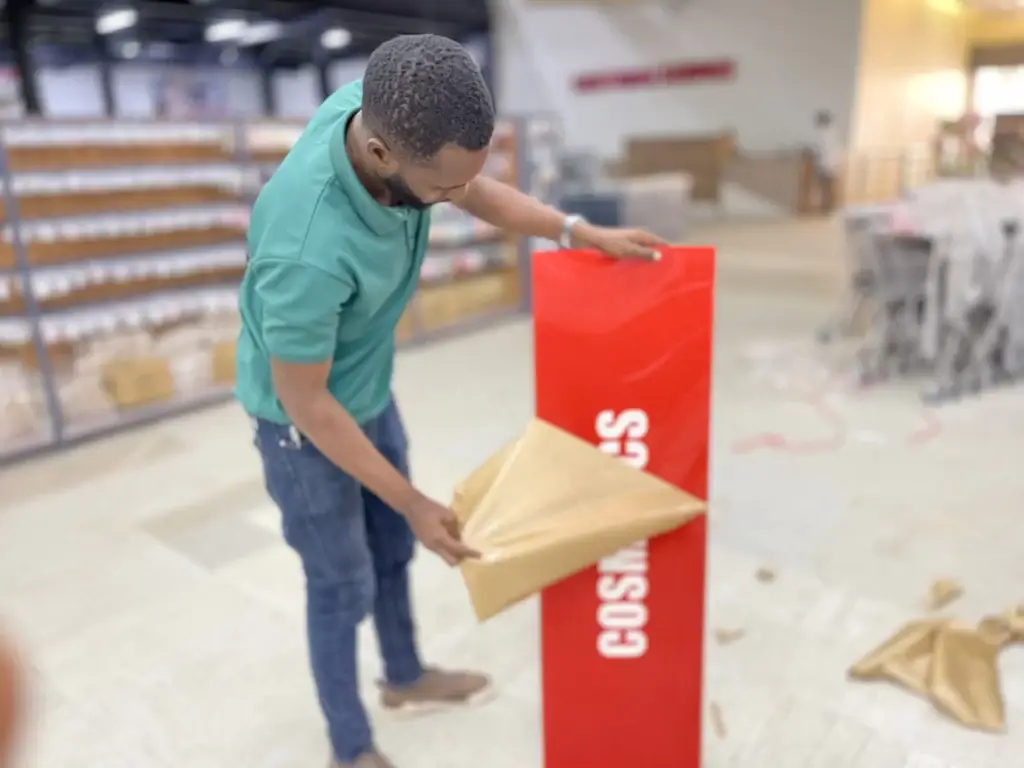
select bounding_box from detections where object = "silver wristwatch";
[560,214,584,248]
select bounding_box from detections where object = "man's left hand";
[573,223,668,261]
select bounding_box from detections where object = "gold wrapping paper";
[849,606,1024,732]
[451,419,706,621]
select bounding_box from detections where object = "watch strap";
[560,214,584,248]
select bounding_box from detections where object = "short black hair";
[362,34,495,162]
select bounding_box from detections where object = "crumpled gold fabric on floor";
[849,606,1024,732]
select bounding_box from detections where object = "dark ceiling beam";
[257,0,486,27]
[16,0,488,66]
[4,0,41,113]
[255,1,471,34]
[28,1,476,53]
[33,0,479,32]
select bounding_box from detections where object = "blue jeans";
[254,399,423,762]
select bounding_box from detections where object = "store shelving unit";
[0,122,249,461]
[0,115,557,464]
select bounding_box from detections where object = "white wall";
[494,0,864,157]
[850,0,967,150]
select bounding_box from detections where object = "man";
[236,34,664,768]
[0,629,20,768]
[811,110,841,214]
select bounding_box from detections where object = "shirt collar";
[329,109,408,236]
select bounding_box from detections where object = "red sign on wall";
[574,59,735,93]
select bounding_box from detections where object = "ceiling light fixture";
[205,18,282,46]
[95,7,138,35]
[321,28,352,50]
[204,18,248,43]
[240,21,282,46]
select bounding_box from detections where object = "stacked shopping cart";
[822,179,1024,403]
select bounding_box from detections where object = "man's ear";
[367,137,398,173]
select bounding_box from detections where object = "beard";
[383,172,431,210]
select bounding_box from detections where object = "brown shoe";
[379,667,494,715]
[330,750,395,768]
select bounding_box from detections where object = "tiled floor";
[3,221,1024,767]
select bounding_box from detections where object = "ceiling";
[8,0,491,67]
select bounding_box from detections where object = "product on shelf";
[5,246,247,313]
[0,206,249,268]
[417,267,521,333]
[420,242,518,286]
[101,356,175,411]
[245,122,305,165]
[25,289,240,430]
[0,361,48,446]
[428,206,502,248]
[0,321,50,448]
[56,371,114,425]
[0,165,249,220]
[0,274,16,316]
[1,123,236,172]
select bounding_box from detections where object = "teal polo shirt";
[235,80,431,425]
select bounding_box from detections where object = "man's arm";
[271,359,421,514]
[454,175,666,259]
[256,258,419,511]
[454,175,566,242]
[253,257,476,564]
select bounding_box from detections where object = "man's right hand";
[404,495,480,566]
[270,359,479,566]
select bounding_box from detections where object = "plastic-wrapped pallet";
[619,173,692,244]
[827,176,1024,401]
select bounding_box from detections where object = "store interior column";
[93,33,116,117]
[4,0,41,115]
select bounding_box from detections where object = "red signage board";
[574,59,735,93]
[533,247,713,768]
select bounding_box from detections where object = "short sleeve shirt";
[235,80,431,425]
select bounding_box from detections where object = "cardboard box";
[101,356,175,410]
[419,268,520,333]
[211,341,236,385]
